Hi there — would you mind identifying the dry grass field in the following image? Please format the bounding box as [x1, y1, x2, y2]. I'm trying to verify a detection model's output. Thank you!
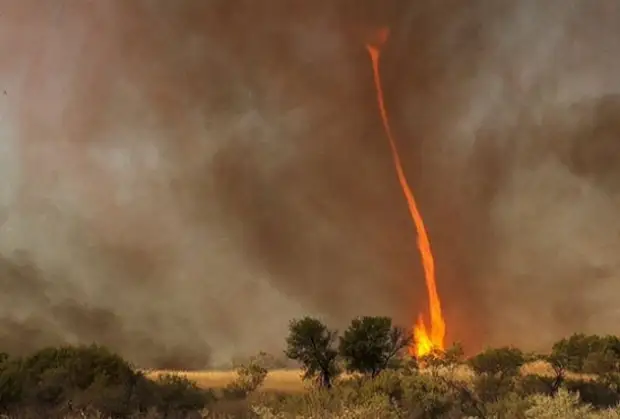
[147, 369, 309, 392]
[146, 360, 592, 392]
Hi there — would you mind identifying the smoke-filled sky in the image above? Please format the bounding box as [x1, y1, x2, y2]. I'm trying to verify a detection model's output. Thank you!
[1, 1, 620, 368]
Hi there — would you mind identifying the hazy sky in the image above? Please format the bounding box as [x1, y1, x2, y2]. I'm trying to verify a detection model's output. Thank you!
[1, 1, 620, 367]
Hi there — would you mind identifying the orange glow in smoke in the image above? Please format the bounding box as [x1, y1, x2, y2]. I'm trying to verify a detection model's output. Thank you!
[366, 29, 446, 357]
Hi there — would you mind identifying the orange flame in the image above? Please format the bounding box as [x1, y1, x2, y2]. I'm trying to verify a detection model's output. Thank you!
[366, 29, 446, 358]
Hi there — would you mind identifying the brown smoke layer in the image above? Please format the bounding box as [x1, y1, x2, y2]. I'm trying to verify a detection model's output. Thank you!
[1, 1, 620, 367]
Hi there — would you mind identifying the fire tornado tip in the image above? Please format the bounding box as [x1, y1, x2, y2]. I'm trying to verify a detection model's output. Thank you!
[367, 27, 390, 49]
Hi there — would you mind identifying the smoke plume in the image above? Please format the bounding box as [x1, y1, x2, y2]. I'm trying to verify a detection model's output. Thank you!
[0, 1, 619, 367]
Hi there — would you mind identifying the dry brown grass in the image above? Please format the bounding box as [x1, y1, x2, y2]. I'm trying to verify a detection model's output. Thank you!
[520, 360, 596, 381]
[146, 361, 594, 393]
[147, 369, 308, 392]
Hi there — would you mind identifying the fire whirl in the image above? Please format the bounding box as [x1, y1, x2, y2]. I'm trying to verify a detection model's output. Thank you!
[365, 29, 446, 357]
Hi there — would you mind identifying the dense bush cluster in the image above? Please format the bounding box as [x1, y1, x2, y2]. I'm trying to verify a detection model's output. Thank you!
[3, 317, 620, 418]
[0, 345, 214, 418]
[252, 316, 620, 418]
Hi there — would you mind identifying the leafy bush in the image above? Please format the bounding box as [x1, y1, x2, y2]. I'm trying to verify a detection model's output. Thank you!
[225, 353, 269, 398]
[468, 346, 525, 378]
[150, 374, 213, 415]
[525, 388, 599, 419]
[398, 371, 464, 418]
[0, 345, 214, 418]
[468, 346, 526, 405]
[517, 374, 555, 397]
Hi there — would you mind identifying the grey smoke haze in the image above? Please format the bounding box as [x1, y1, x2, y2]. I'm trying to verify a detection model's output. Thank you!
[0, 1, 619, 367]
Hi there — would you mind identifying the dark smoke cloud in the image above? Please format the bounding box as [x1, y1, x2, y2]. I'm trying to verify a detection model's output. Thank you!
[0, 0, 619, 367]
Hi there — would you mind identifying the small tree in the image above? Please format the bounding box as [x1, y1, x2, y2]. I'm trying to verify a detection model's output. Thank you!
[339, 316, 412, 378]
[547, 334, 620, 390]
[225, 353, 268, 398]
[549, 334, 600, 374]
[545, 340, 575, 395]
[582, 335, 620, 377]
[284, 317, 339, 389]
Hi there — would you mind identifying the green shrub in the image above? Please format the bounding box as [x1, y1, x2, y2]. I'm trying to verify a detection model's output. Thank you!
[355, 369, 404, 402]
[0, 345, 214, 417]
[0, 357, 25, 409]
[150, 374, 214, 415]
[10, 345, 141, 415]
[399, 372, 464, 418]
[468, 347, 525, 378]
[252, 385, 402, 419]
[525, 388, 594, 419]
[484, 391, 529, 419]
[468, 347, 525, 404]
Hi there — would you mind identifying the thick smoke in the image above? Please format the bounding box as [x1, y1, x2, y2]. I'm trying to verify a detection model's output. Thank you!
[0, 1, 619, 367]
[386, 1, 620, 350]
